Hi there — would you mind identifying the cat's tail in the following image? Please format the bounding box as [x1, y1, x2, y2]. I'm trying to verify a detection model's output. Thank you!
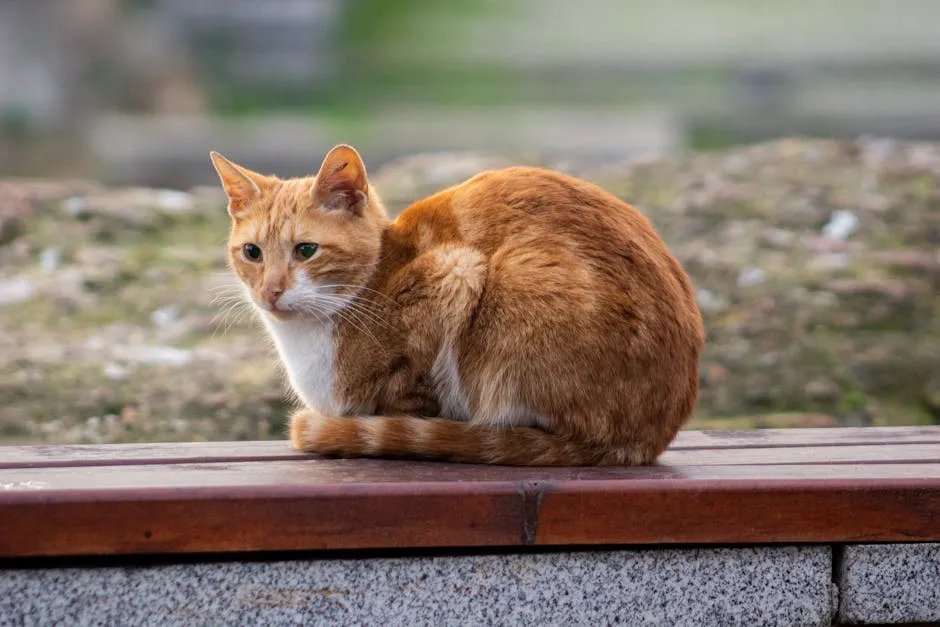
[290, 411, 655, 466]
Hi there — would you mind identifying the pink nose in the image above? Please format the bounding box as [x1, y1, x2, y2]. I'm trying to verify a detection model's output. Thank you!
[262, 288, 283, 306]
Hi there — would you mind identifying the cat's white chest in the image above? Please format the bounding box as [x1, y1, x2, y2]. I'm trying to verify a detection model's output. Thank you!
[262, 315, 341, 415]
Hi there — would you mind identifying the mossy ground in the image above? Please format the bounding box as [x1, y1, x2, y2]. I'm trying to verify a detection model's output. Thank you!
[0, 138, 937, 444]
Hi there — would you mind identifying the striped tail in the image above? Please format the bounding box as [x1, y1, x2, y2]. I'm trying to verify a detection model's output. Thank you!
[289, 411, 655, 466]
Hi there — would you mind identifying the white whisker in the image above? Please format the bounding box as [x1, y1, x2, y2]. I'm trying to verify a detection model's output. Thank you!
[313, 294, 390, 329]
[211, 299, 253, 337]
[302, 296, 385, 349]
[318, 283, 396, 304]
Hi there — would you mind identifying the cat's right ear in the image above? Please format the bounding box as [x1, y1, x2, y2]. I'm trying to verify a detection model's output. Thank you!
[209, 151, 263, 219]
[312, 144, 369, 215]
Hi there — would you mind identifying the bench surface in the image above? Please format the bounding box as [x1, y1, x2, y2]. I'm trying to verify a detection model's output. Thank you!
[1, 426, 939, 558]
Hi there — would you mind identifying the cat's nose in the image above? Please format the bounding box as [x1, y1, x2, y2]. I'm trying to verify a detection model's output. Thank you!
[262, 288, 283, 306]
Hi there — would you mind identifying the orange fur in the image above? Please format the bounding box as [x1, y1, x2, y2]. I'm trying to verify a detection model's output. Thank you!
[211, 145, 704, 466]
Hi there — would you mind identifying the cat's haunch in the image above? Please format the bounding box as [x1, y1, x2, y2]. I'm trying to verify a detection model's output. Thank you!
[210, 144, 704, 466]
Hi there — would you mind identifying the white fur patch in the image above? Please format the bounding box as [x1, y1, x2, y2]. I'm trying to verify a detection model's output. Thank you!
[431, 344, 471, 421]
[247, 272, 353, 415]
[262, 314, 340, 415]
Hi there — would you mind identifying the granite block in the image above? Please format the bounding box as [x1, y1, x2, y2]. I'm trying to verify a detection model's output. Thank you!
[1, 546, 833, 626]
[839, 543, 940, 624]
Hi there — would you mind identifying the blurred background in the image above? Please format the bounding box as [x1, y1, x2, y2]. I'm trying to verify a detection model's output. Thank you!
[4, 0, 940, 184]
[0, 0, 938, 444]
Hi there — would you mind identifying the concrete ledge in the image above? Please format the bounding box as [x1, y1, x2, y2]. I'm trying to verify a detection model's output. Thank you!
[0, 547, 833, 626]
[839, 543, 940, 625]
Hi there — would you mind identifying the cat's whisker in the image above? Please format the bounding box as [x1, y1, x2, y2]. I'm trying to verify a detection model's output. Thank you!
[336, 302, 387, 335]
[209, 293, 246, 308]
[211, 301, 253, 338]
[210, 301, 250, 326]
[311, 294, 391, 329]
[321, 294, 388, 322]
[219, 299, 250, 319]
[208, 288, 244, 299]
[333, 310, 384, 349]
[342, 302, 390, 329]
[311, 288, 394, 320]
[208, 285, 249, 312]
[212, 295, 244, 313]
[302, 304, 330, 327]
[304, 297, 384, 348]
[318, 283, 396, 303]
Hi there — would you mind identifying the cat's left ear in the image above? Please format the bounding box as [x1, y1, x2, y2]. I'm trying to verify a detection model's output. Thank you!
[209, 151, 266, 220]
[312, 144, 369, 215]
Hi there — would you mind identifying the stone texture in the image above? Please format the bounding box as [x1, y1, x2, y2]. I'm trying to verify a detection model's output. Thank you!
[839, 543, 940, 624]
[0, 547, 833, 626]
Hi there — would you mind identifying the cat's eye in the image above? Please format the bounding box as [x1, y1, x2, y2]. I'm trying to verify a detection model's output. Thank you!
[243, 243, 262, 262]
[295, 243, 319, 260]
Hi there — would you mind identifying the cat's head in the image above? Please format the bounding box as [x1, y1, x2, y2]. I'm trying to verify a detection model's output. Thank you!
[210, 144, 388, 321]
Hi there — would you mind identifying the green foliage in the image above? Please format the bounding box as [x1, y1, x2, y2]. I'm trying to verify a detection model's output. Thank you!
[840, 390, 868, 414]
[0, 105, 33, 140]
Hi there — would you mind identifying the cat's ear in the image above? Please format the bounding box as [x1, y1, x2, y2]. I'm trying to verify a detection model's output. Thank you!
[209, 151, 264, 219]
[312, 144, 369, 215]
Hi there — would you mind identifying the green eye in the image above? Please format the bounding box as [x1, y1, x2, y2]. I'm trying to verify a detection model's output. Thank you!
[295, 243, 319, 260]
[243, 243, 262, 261]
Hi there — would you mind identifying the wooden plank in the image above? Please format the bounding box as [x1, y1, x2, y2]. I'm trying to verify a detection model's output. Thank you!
[535, 481, 940, 546]
[20, 441, 937, 473]
[0, 440, 309, 469]
[0, 487, 526, 558]
[672, 426, 940, 450]
[0, 459, 701, 490]
[1, 458, 939, 557]
[659, 443, 940, 466]
[3, 427, 939, 469]
[4, 458, 940, 492]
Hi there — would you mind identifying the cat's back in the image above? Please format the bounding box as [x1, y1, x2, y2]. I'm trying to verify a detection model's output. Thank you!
[448, 165, 704, 373]
[456, 167, 689, 289]
[399, 166, 648, 242]
[394, 165, 697, 318]
[449, 166, 662, 250]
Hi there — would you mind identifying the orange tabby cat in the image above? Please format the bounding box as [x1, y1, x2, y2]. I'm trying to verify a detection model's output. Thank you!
[210, 144, 704, 465]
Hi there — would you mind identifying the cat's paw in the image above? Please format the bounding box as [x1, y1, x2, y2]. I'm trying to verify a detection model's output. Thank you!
[289, 408, 329, 452]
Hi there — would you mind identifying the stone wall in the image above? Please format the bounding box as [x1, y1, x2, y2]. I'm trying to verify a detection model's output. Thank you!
[2, 544, 938, 625]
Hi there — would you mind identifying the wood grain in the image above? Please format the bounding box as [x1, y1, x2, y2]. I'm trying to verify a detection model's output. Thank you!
[535, 480, 940, 545]
[0, 486, 527, 557]
[3, 458, 940, 491]
[3, 426, 939, 469]
[659, 443, 940, 466]
[0, 440, 310, 469]
[670, 426, 940, 449]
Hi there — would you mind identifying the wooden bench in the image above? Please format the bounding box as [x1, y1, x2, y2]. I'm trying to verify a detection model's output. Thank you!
[2, 426, 939, 625]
